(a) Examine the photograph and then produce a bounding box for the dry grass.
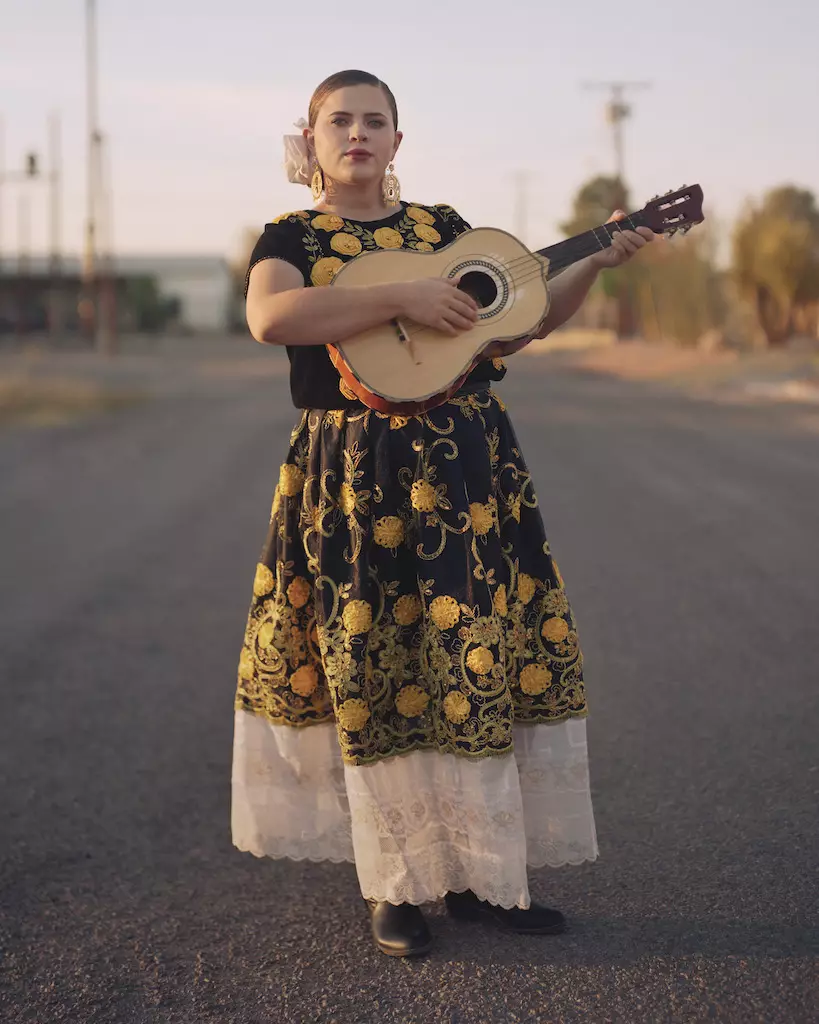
[0,375,145,428]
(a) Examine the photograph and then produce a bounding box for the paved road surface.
[1,342,817,1023]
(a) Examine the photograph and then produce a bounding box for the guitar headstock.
[641,184,705,237]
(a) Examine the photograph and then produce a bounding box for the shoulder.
[407,202,472,237]
[244,213,312,296]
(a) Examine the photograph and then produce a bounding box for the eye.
[331,117,348,126]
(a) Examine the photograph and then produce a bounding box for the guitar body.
[325,185,705,413]
[327,227,550,414]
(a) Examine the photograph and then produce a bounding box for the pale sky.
[3,0,817,264]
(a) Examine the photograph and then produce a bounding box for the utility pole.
[582,81,650,209]
[82,0,112,353]
[582,81,651,339]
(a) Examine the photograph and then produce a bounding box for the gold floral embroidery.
[466,646,494,675]
[238,647,254,679]
[520,663,553,695]
[339,482,356,516]
[342,600,373,634]
[373,515,405,549]
[394,594,422,626]
[290,664,318,696]
[470,502,494,536]
[411,480,437,512]
[286,577,311,608]
[544,589,570,616]
[390,415,409,429]
[395,685,429,718]
[415,241,434,252]
[413,223,441,244]
[338,698,370,731]
[310,256,344,286]
[330,232,362,256]
[312,213,344,231]
[430,595,461,630]
[407,206,436,225]
[518,573,536,605]
[279,463,304,497]
[444,691,470,723]
[373,226,403,249]
[253,563,275,596]
[542,616,569,643]
[493,584,508,617]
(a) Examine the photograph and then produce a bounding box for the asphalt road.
[1,342,817,1023]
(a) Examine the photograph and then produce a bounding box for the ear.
[303,126,315,158]
[391,130,404,161]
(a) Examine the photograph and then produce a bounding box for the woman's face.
[307,84,402,191]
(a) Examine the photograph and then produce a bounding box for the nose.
[349,122,369,142]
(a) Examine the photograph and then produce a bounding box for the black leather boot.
[365,899,434,957]
[444,889,566,935]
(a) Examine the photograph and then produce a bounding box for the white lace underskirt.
[231,710,598,910]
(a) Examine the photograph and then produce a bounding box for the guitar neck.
[536,210,650,278]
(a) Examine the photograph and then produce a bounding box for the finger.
[607,209,627,223]
[450,293,479,315]
[435,316,460,335]
[442,310,476,332]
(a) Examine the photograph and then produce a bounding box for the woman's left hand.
[590,210,655,270]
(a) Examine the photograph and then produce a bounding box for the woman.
[232,69,652,957]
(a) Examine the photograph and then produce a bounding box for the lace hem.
[231,712,598,909]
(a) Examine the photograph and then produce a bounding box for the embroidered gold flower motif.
[286,576,311,609]
[389,415,409,429]
[407,206,435,225]
[257,621,275,648]
[413,224,441,244]
[327,409,345,429]
[272,211,308,224]
[395,684,429,718]
[330,232,362,256]
[374,515,405,549]
[510,494,522,523]
[444,691,471,723]
[520,663,553,695]
[373,226,403,249]
[339,379,358,400]
[492,358,506,371]
[238,647,254,679]
[553,560,565,588]
[469,502,494,536]
[342,599,373,635]
[312,213,345,231]
[279,463,304,497]
[411,480,436,512]
[339,482,357,516]
[493,584,508,617]
[542,616,569,643]
[544,589,570,616]
[518,573,536,605]
[414,241,434,252]
[394,594,422,626]
[466,646,494,675]
[253,563,275,596]
[310,256,344,287]
[338,697,370,731]
[271,486,281,520]
[290,664,319,696]
[430,595,460,630]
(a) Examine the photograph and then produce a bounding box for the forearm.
[533,256,600,338]
[249,282,407,347]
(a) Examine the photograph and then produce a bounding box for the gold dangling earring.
[311,164,324,203]
[382,163,400,204]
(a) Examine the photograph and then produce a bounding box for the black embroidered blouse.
[244,201,507,409]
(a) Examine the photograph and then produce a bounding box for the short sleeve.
[433,204,472,239]
[244,216,311,297]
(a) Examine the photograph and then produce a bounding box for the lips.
[345,149,373,158]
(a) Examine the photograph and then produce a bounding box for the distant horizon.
[4,0,817,269]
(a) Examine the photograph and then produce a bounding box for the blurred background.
[2,0,817,354]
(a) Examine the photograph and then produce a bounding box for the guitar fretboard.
[536,212,650,278]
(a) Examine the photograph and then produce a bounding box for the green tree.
[560,175,636,337]
[732,186,819,346]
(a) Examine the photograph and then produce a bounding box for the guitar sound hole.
[457,271,498,309]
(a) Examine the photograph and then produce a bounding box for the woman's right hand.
[397,277,479,335]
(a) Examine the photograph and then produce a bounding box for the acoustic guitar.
[327,184,705,414]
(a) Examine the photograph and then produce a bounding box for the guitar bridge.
[392,318,420,364]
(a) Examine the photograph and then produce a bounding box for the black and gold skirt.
[235,389,587,764]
